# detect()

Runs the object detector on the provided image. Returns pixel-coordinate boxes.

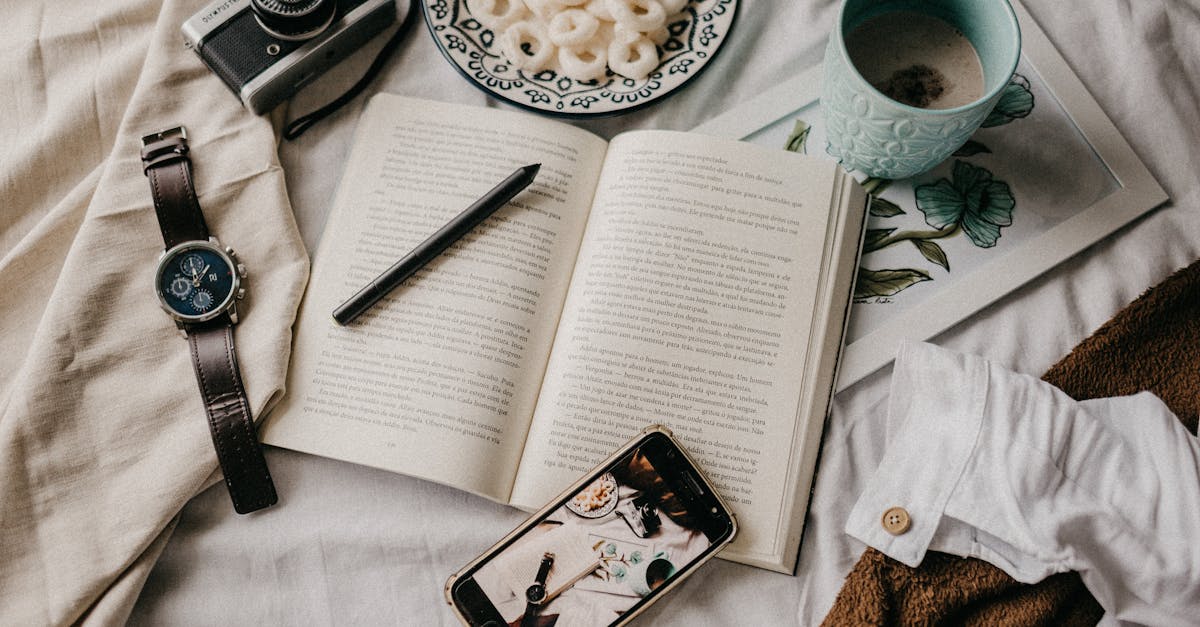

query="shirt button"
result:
[882,507,911,535]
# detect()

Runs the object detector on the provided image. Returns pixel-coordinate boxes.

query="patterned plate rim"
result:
[420,0,740,119]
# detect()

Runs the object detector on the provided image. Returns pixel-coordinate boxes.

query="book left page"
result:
[261,94,608,502]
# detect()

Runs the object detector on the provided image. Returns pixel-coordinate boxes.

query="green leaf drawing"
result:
[982,73,1034,127]
[915,160,1015,248]
[785,120,811,154]
[869,196,905,217]
[863,228,896,252]
[953,140,992,157]
[913,239,950,271]
[854,268,932,299]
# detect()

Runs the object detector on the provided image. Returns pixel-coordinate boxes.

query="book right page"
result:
[512,130,844,571]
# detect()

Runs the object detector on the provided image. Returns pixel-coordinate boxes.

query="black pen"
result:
[332,163,541,325]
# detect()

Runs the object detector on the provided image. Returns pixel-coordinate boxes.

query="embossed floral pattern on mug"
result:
[821,0,1022,178]
[787,73,1034,300]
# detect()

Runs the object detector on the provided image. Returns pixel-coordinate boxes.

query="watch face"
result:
[156,242,237,321]
[525,583,546,604]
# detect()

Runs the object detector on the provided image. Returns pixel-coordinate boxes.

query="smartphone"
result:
[445,426,737,627]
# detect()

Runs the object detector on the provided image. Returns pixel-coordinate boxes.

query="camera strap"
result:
[282,0,420,140]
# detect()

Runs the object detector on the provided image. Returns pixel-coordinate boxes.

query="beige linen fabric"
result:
[0,1,309,624]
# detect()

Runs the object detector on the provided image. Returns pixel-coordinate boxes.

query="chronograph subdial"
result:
[191,288,215,312]
[169,276,193,299]
[180,254,206,277]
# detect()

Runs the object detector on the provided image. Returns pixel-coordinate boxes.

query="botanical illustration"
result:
[785,74,1035,300]
[590,536,654,586]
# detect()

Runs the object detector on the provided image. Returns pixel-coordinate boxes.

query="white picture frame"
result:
[692,0,1167,391]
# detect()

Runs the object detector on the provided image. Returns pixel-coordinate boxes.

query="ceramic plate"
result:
[566,473,619,517]
[422,0,739,117]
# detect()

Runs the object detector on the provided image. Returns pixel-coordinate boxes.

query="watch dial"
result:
[158,245,235,319]
[525,583,546,604]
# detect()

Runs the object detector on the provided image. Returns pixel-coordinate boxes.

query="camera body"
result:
[615,493,662,538]
[183,0,396,115]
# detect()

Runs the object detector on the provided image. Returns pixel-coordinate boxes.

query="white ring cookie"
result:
[646,24,670,46]
[466,0,530,30]
[523,0,567,20]
[614,21,668,46]
[608,34,658,79]
[583,0,614,21]
[659,0,688,14]
[604,0,667,32]
[548,9,600,47]
[502,20,557,72]
[558,40,609,81]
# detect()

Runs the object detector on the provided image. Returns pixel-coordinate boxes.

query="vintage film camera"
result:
[183,0,396,114]
[616,493,663,538]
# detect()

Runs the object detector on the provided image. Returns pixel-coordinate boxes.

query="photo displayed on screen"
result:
[472,445,721,626]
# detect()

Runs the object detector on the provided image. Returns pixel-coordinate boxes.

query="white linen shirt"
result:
[846,341,1200,626]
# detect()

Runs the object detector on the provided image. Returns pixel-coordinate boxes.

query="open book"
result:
[260,94,866,573]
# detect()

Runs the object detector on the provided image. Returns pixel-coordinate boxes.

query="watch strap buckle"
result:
[141,125,188,147]
[140,126,190,175]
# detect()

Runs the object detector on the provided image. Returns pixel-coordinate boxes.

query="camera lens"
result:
[251,0,337,41]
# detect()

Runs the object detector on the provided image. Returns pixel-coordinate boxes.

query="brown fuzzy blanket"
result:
[822,260,1200,626]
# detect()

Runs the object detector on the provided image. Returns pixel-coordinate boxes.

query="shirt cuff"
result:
[844,341,987,567]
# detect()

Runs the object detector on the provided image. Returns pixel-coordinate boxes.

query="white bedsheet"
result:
[129,0,1200,624]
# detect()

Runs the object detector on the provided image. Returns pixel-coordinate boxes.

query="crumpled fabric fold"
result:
[0,1,309,624]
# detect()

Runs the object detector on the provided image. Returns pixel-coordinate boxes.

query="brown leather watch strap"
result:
[141,129,209,248]
[142,126,277,515]
[187,319,277,514]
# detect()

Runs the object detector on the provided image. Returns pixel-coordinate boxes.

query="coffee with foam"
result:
[846,11,984,110]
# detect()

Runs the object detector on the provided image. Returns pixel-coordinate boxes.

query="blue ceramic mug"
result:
[628,553,675,597]
[822,0,1021,179]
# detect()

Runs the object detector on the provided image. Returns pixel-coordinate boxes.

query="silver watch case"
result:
[155,237,247,333]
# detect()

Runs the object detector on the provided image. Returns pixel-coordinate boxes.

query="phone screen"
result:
[450,432,735,627]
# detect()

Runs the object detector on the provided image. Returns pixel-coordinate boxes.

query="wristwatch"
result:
[521,552,555,627]
[142,125,277,515]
